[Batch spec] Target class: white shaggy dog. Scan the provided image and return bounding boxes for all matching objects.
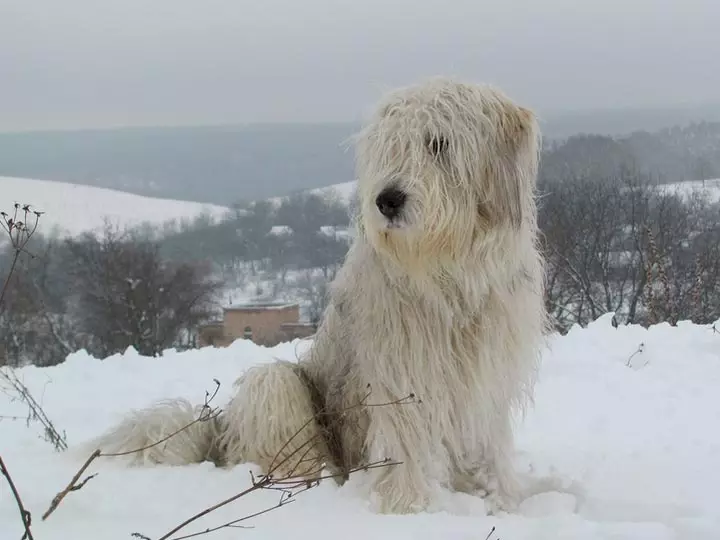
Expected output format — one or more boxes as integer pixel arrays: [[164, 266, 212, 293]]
[[90, 78, 548, 515]]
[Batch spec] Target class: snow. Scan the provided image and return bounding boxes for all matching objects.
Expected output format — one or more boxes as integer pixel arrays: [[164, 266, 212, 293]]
[[2, 316, 720, 539], [660, 178, 720, 203], [225, 301, 299, 310], [310, 180, 357, 203], [267, 181, 358, 207], [0, 176, 230, 237]]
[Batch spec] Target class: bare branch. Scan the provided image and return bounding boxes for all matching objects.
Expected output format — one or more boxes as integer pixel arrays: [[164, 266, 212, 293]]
[[0, 456, 35, 540], [145, 390, 417, 540], [0, 368, 67, 451], [41, 380, 222, 521], [41, 449, 101, 521], [151, 458, 399, 540]]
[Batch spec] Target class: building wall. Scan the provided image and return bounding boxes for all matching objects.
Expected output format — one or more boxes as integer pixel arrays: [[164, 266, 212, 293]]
[[224, 304, 301, 346], [280, 323, 317, 342], [197, 322, 231, 348]]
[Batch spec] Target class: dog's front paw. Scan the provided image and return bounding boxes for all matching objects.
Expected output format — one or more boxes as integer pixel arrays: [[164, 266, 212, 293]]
[[370, 488, 428, 515], [368, 468, 431, 514], [482, 489, 518, 515]]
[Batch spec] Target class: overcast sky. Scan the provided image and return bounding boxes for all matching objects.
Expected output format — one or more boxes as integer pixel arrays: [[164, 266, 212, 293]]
[[1, 0, 718, 131]]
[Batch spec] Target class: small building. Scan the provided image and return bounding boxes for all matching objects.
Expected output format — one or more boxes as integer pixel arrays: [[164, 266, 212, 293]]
[[198, 302, 316, 348]]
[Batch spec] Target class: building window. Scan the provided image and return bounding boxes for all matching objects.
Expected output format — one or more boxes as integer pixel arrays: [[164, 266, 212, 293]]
[[243, 326, 253, 340]]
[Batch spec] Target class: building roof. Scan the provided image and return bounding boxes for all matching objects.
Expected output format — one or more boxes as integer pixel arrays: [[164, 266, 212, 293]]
[[224, 302, 299, 311], [197, 320, 225, 329]]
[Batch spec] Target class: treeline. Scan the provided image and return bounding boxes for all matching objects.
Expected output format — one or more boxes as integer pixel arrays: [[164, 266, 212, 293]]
[[159, 191, 351, 282], [0, 225, 222, 367], [539, 168, 720, 331], [541, 121, 720, 184], [0, 191, 353, 367]]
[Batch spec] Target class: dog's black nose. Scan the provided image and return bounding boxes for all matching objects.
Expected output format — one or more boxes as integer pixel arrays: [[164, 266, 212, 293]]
[[375, 188, 407, 220]]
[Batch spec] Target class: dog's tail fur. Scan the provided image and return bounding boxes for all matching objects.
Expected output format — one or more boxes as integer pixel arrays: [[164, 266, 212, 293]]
[[87, 361, 329, 478], [86, 398, 225, 466]]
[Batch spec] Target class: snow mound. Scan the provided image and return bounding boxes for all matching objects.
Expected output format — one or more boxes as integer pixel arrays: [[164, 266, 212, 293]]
[[1, 315, 720, 539]]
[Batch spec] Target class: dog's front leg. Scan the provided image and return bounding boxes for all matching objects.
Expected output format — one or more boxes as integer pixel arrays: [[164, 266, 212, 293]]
[[467, 417, 523, 514], [363, 400, 439, 514]]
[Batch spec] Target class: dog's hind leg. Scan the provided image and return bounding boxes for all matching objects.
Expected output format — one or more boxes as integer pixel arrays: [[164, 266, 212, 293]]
[[218, 360, 330, 480]]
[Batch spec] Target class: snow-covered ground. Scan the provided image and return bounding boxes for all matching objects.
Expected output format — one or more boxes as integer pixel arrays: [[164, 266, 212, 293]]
[[0, 176, 230, 237], [2, 314, 719, 539], [310, 180, 357, 203], [660, 178, 720, 203], [266, 180, 357, 208]]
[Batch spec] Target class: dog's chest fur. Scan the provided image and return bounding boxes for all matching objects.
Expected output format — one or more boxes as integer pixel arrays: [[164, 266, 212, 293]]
[[314, 242, 532, 476]]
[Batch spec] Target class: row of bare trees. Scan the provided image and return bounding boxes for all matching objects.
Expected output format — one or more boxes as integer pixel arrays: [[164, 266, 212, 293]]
[[1, 190, 353, 368], [539, 167, 720, 331], [0, 224, 221, 367]]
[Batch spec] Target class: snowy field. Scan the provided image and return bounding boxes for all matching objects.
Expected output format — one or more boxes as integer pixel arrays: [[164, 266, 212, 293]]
[[266, 180, 357, 207], [660, 178, 720, 203], [310, 180, 357, 203], [0, 176, 230, 237], [2, 315, 720, 539]]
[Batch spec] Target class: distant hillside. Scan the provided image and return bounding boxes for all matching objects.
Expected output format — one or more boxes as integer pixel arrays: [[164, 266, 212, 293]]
[[0, 176, 229, 237], [540, 103, 720, 140], [0, 123, 358, 205], [1, 104, 719, 204], [540, 122, 720, 184]]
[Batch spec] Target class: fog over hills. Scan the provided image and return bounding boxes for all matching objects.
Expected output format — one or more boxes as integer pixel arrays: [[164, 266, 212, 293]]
[[1, 104, 720, 205], [0, 123, 357, 205]]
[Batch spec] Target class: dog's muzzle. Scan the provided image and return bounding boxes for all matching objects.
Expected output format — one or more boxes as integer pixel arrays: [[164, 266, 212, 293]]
[[375, 187, 407, 221]]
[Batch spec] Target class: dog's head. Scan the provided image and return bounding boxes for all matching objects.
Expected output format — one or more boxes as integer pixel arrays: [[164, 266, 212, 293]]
[[354, 78, 540, 271]]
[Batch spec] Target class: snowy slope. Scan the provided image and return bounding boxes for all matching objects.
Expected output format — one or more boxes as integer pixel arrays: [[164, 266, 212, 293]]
[[661, 178, 720, 203], [266, 180, 357, 207], [0, 176, 230, 237], [2, 315, 719, 539], [310, 180, 357, 202]]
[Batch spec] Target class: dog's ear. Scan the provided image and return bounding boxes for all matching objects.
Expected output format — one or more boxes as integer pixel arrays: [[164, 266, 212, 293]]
[[496, 104, 539, 229], [502, 105, 538, 155]]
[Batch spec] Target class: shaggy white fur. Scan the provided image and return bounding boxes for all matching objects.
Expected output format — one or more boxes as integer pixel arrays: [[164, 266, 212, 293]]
[[89, 77, 548, 515], [86, 399, 223, 466]]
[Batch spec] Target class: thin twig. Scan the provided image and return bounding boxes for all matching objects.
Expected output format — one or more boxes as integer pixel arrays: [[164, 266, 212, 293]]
[[0, 455, 34, 540], [265, 388, 417, 477], [153, 458, 398, 540], [164, 492, 290, 540], [148, 389, 416, 540], [0, 203, 42, 309], [0, 368, 67, 451], [154, 481, 261, 540], [625, 342, 645, 367], [102, 380, 221, 459], [41, 380, 222, 521], [41, 449, 101, 520]]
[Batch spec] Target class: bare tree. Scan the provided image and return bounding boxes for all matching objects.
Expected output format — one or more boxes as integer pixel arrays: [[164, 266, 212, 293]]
[[539, 166, 720, 331], [64, 226, 223, 357]]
